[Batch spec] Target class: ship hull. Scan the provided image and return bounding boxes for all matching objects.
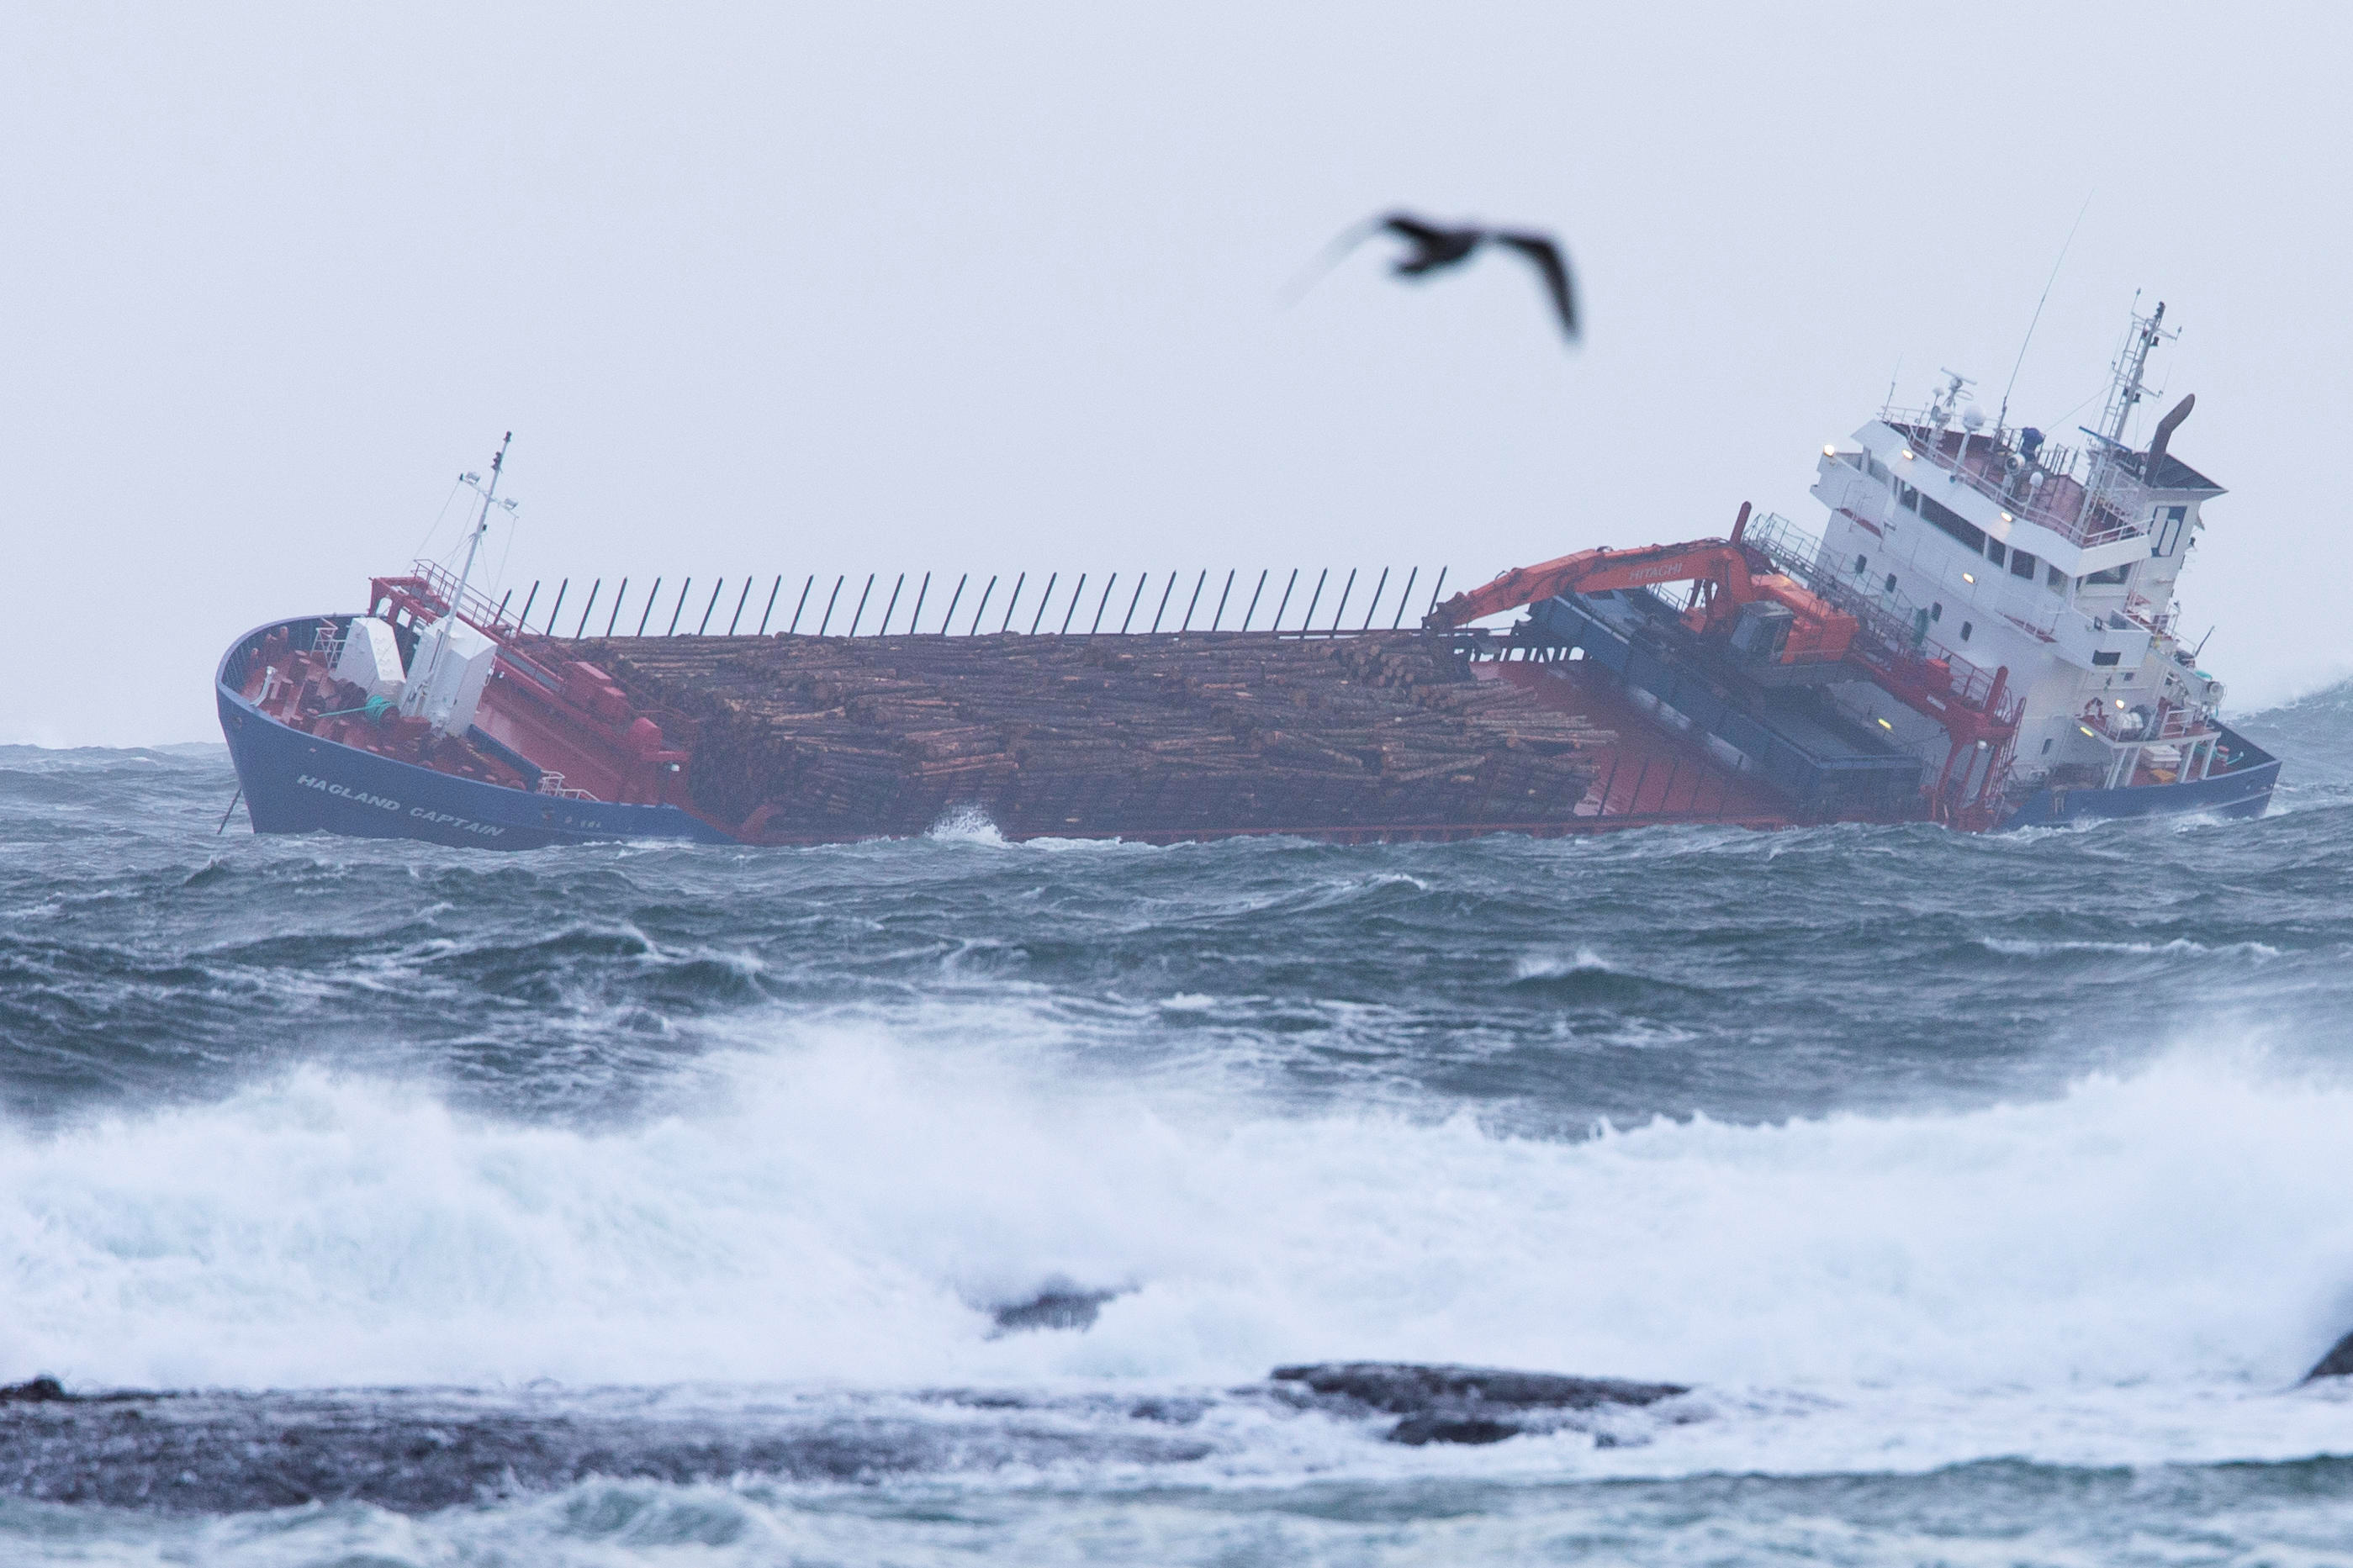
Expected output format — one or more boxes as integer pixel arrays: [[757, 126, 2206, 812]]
[[218, 619, 733, 851], [1997, 726, 2279, 829], [216, 615, 2276, 851]]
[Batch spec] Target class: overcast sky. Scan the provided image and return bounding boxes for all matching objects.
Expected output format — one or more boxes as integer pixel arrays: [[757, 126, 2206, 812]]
[[3, 3, 2345, 745]]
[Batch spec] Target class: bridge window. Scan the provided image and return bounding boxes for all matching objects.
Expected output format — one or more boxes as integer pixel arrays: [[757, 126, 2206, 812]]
[[1885, 573, 1898, 594], [2011, 548, 2038, 579], [1984, 539, 2007, 569], [2045, 564, 2068, 594], [1917, 491, 1986, 554], [1929, 603, 1943, 622], [1853, 553, 1869, 574], [1959, 621, 1974, 641], [2080, 564, 2130, 588]]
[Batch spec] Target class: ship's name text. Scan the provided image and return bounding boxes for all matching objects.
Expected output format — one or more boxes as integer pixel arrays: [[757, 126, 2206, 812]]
[[296, 773, 505, 837]]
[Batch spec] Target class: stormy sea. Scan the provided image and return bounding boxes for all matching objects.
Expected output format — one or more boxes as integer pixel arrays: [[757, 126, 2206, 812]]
[[6, 687, 2353, 1566]]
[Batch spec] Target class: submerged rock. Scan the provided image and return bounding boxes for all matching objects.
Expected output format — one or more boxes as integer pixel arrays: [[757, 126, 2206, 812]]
[[1268, 1362, 1689, 1445], [989, 1286, 1122, 1335], [2304, 1331, 2353, 1382], [0, 1379, 67, 1405]]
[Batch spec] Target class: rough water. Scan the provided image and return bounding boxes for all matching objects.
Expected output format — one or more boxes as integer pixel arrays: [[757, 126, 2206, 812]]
[[3, 687, 2352, 1565]]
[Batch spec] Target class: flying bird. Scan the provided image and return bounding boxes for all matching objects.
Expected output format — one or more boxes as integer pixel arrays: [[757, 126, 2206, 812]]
[[1288, 211, 1580, 343]]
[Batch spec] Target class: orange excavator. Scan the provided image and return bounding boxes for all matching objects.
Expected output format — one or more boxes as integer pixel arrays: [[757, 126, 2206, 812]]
[[1424, 504, 1856, 665], [1424, 503, 2024, 823]]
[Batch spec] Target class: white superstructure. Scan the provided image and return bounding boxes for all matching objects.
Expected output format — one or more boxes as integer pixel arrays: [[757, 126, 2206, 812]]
[[1791, 303, 2229, 799]]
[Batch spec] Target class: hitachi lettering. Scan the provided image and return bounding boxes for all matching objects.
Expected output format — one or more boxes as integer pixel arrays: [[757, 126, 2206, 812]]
[[296, 773, 401, 811]]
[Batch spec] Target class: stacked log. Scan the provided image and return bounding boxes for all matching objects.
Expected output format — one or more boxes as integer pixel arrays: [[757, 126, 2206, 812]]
[[569, 631, 1610, 841]]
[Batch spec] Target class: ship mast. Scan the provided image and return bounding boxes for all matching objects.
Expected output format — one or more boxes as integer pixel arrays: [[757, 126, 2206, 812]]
[[2099, 300, 2175, 446], [449, 430, 512, 629], [401, 432, 513, 721]]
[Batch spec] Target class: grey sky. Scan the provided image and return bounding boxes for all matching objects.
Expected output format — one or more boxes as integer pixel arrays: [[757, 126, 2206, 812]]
[[3, 3, 2344, 745]]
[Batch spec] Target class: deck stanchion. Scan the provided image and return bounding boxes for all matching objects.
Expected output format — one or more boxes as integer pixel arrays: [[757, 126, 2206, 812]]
[[1299, 568, 1329, 635], [727, 576, 753, 635], [1028, 573, 1057, 636], [1179, 570, 1206, 632], [1150, 573, 1177, 633], [939, 573, 967, 634], [1210, 568, 1235, 631], [755, 575, 782, 635], [877, 573, 905, 636], [1425, 568, 1447, 616], [907, 572, 931, 635], [496, 589, 514, 626], [665, 578, 691, 636], [636, 578, 660, 636], [1362, 567, 1389, 631], [1241, 568, 1268, 631], [1000, 573, 1026, 633], [607, 579, 630, 637], [847, 574, 876, 636], [517, 580, 542, 631], [1628, 757, 1651, 812], [1059, 573, 1087, 636], [1600, 750, 1622, 814], [816, 575, 845, 636], [1391, 568, 1419, 629], [968, 574, 997, 635], [785, 575, 814, 635], [574, 580, 601, 638], [1090, 573, 1118, 635], [1120, 573, 1149, 634], [1271, 568, 1298, 632], [544, 580, 568, 636], [1329, 568, 1356, 635]]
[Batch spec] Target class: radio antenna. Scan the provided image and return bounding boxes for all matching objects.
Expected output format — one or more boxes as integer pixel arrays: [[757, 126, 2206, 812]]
[[1997, 195, 2090, 431]]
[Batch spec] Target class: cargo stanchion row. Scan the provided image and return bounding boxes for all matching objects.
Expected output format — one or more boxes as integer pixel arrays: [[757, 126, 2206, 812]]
[[479, 568, 1454, 644]]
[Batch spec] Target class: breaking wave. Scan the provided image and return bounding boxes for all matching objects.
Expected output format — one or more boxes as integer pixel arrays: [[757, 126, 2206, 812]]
[[5, 1031, 2350, 1423]]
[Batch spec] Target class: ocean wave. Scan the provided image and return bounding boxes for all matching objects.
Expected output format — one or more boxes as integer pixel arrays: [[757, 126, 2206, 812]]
[[4, 1042, 2350, 1425]]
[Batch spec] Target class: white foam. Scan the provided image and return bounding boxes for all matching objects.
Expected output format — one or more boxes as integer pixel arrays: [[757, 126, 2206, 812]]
[[1979, 936, 2283, 960], [1514, 948, 1616, 979], [5, 1037, 2353, 1474]]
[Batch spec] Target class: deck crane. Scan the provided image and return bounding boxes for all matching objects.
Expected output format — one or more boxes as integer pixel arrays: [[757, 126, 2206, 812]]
[[1425, 504, 1857, 664], [1426, 504, 2024, 823]]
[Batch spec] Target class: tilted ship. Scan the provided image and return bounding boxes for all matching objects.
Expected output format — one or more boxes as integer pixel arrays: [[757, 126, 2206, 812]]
[[215, 304, 2276, 850]]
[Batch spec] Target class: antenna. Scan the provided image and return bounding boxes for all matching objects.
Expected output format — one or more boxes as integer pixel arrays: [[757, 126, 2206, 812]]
[[1997, 194, 2090, 430]]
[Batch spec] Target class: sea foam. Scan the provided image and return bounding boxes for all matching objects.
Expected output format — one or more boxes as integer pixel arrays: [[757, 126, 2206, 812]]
[[4, 1029, 2351, 1408]]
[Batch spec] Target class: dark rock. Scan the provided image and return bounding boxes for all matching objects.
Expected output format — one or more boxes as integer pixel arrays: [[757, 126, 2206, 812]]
[[2305, 1330, 2353, 1382], [0, 1378, 67, 1404], [0, 1386, 1214, 1514], [990, 1286, 1120, 1335], [1388, 1413, 1518, 1446], [1271, 1362, 1686, 1413], [1268, 1362, 1690, 1446]]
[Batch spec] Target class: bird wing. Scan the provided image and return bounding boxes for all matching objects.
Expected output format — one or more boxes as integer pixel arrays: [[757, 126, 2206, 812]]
[[1494, 231, 1579, 341], [1379, 212, 1458, 248], [1277, 214, 1398, 306]]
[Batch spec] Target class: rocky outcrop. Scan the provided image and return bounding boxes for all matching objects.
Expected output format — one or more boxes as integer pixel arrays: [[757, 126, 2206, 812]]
[[0, 1378, 67, 1405], [1268, 1362, 1690, 1445], [2304, 1331, 2353, 1382]]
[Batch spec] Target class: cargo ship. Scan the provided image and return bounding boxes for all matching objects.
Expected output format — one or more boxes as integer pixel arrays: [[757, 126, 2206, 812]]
[[215, 304, 2276, 850]]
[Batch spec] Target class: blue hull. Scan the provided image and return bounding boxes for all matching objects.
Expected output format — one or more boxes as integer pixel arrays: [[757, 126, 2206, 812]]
[[1998, 726, 2280, 830], [217, 617, 736, 851]]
